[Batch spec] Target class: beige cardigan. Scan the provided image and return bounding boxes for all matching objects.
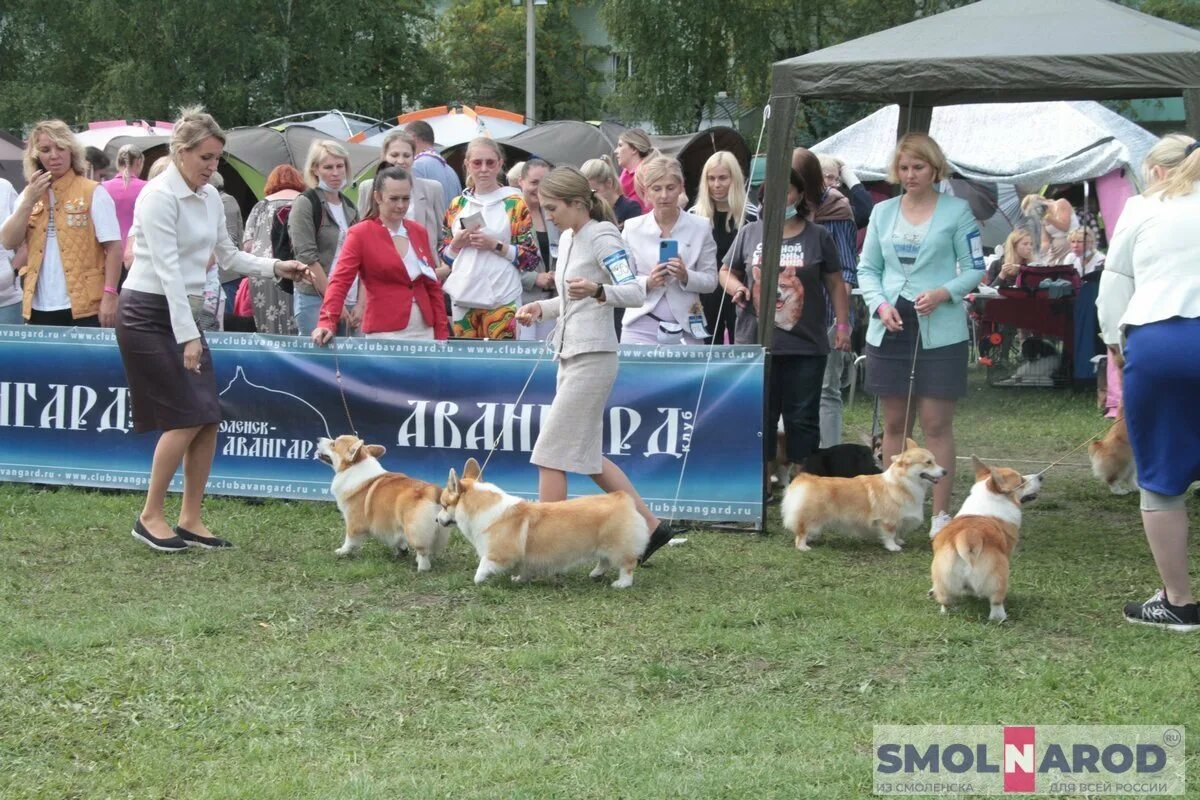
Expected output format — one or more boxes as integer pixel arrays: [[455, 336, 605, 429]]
[[536, 219, 645, 359]]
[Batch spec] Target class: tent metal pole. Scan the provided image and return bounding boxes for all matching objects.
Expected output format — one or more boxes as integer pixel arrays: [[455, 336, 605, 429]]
[[1186, 89, 1200, 137], [756, 93, 799, 347]]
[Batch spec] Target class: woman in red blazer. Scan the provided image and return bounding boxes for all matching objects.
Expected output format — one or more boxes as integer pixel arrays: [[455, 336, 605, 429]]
[[312, 166, 449, 342]]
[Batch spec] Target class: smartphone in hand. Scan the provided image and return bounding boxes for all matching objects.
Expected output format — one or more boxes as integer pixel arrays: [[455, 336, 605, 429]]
[[459, 211, 485, 231], [658, 239, 679, 264]]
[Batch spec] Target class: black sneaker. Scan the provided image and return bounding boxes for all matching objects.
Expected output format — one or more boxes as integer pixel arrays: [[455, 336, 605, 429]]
[[639, 521, 680, 565], [174, 525, 234, 549], [131, 519, 188, 553], [1123, 589, 1200, 633]]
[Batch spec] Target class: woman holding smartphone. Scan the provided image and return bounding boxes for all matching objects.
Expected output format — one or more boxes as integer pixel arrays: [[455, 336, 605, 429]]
[[620, 156, 718, 345], [439, 137, 538, 339], [515, 166, 676, 564]]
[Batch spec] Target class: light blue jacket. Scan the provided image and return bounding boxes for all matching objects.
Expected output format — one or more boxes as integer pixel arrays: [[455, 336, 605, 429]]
[[858, 193, 985, 349]]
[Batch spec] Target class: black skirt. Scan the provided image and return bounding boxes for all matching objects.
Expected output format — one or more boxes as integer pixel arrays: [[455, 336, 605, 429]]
[[865, 297, 968, 399], [115, 289, 220, 433]]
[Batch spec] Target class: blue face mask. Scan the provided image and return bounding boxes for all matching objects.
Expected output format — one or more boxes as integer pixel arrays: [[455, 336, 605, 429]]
[[783, 206, 799, 220], [318, 179, 339, 193]]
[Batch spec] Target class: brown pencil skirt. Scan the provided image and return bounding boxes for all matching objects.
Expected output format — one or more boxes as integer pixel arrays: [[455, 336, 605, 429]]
[[115, 289, 220, 433]]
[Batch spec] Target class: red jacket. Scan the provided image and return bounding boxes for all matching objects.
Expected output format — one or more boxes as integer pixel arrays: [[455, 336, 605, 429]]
[[318, 217, 450, 339]]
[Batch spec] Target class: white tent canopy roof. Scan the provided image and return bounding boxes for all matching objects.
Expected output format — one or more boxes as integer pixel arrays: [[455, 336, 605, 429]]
[[812, 100, 1159, 190]]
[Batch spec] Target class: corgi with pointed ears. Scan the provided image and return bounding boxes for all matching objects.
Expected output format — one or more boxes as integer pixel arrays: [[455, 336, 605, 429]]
[[930, 456, 1042, 622], [436, 458, 650, 588]]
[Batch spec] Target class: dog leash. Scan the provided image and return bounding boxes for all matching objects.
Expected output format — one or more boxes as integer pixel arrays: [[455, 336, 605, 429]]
[[312, 282, 359, 438], [1017, 416, 1121, 490], [478, 338, 549, 477]]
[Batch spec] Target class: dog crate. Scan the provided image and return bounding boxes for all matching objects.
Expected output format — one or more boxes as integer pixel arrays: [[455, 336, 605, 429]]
[[975, 285, 1076, 388]]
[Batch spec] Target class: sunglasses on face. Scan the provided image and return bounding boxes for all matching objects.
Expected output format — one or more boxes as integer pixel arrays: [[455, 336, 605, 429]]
[[470, 159, 498, 168]]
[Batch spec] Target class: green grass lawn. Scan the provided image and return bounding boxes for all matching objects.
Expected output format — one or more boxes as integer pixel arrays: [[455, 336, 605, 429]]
[[1, 377, 1197, 799]]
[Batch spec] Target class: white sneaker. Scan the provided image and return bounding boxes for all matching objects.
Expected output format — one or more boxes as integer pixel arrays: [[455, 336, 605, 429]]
[[929, 511, 952, 539]]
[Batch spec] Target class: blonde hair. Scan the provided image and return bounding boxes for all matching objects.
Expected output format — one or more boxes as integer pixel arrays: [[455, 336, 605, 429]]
[[116, 144, 143, 170], [1067, 227, 1095, 246], [464, 137, 504, 190], [506, 162, 525, 187], [538, 166, 614, 225], [1143, 134, 1199, 200], [23, 120, 86, 180], [580, 157, 619, 190], [1003, 229, 1033, 266], [693, 151, 748, 232], [636, 155, 684, 194], [817, 153, 844, 176], [887, 133, 950, 183], [303, 139, 352, 189], [147, 156, 171, 179], [170, 106, 225, 161], [380, 129, 415, 160], [619, 128, 654, 158]]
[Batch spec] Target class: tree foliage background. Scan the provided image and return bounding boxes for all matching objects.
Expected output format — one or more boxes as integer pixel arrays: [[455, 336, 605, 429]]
[[0, 0, 1195, 140], [0, 0, 440, 133], [431, 0, 604, 123]]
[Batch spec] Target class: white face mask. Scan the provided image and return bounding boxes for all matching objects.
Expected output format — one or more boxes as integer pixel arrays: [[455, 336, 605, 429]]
[[783, 206, 799, 220], [318, 179, 339, 193]]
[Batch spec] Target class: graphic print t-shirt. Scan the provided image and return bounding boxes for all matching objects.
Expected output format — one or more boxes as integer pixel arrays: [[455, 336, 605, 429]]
[[724, 219, 842, 355]]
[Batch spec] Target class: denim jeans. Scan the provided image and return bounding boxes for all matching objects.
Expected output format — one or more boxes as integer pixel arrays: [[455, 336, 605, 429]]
[[819, 324, 852, 447], [0, 301, 22, 325], [293, 291, 349, 337], [768, 352, 828, 462]]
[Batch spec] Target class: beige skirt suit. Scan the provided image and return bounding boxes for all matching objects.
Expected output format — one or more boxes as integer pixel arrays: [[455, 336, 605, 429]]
[[529, 219, 646, 474]]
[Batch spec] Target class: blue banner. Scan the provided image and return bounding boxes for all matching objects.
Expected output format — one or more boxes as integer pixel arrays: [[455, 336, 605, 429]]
[[0, 326, 765, 524]]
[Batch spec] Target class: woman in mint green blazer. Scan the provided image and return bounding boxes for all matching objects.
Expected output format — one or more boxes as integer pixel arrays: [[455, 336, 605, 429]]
[[857, 133, 985, 536]]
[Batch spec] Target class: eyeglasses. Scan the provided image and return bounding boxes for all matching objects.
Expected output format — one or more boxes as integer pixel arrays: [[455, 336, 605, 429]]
[[469, 159, 499, 168]]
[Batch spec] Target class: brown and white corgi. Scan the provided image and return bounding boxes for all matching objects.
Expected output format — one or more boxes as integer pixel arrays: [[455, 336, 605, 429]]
[[930, 457, 1042, 622], [1089, 417, 1136, 495], [436, 458, 650, 588], [316, 435, 450, 571], [781, 438, 946, 552]]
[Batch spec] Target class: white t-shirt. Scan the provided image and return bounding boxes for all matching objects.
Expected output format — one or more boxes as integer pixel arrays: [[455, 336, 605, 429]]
[[0, 179, 19, 308], [32, 185, 120, 311]]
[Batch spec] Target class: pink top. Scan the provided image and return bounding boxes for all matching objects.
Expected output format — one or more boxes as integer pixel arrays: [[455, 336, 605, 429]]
[[102, 174, 149, 248], [619, 167, 651, 213]]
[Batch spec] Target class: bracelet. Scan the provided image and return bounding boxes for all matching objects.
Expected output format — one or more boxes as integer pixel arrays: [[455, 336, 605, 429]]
[[836, 322, 851, 332], [103, 285, 118, 296], [876, 302, 891, 316]]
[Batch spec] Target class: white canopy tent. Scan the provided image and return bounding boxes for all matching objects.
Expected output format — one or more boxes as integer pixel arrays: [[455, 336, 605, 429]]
[[812, 100, 1159, 191]]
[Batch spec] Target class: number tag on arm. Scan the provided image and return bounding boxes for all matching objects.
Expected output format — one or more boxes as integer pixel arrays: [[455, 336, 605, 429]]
[[967, 230, 985, 271], [602, 249, 636, 285]]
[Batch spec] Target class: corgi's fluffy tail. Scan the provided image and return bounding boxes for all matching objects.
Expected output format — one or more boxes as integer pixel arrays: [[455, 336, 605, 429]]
[[954, 531, 984, 566]]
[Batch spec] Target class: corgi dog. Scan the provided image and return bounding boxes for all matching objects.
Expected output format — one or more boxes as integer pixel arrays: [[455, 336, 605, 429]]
[[1089, 417, 1136, 495], [316, 436, 450, 571], [781, 438, 946, 552], [930, 457, 1042, 622], [436, 458, 650, 588]]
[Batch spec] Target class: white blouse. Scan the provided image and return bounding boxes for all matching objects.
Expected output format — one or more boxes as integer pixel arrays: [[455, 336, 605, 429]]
[[124, 163, 277, 343], [1097, 186, 1200, 347]]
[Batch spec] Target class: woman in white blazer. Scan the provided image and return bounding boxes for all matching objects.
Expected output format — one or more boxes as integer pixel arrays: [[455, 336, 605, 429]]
[[516, 166, 677, 565], [620, 156, 718, 345], [357, 129, 447, 278]]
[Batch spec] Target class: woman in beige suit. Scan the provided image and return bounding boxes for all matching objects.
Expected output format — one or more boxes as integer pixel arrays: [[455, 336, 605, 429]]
[[358, 130, 447, 277], [516, 166, 676, 563]]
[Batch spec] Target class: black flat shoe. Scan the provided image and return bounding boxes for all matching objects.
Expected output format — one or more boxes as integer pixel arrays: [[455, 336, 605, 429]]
[[639, 521, 678, 565], [132, 519, 188, 553], [174, 525, 234, 549]]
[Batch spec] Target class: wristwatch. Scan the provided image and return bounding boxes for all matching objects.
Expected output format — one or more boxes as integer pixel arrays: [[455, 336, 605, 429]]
[[592, 284, 605, 299], [494, 241, 504, 254]]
